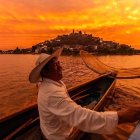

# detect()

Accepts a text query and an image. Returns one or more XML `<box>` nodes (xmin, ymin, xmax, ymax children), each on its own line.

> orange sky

<box><xmin>0</xmin><ymin>0</ymin><xmax>140</xmax><ymax>50</ymax></box>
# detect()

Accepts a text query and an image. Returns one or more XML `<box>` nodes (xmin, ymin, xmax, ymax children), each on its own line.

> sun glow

<box><xmin>0</xmin><ymin>0</ymin><xmax>140</xmax><ymax>49</ymax></box>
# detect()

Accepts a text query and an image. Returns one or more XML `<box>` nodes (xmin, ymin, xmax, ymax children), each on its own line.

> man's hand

<box><xmin>117</xmin><ymin>105</ymin><xmax>140</xmax><ymax>124</ymax></box>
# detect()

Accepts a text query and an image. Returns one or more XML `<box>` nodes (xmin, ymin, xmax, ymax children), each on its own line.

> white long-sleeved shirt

<box><xmin>37</xmin><ymin>78</ymin><xmax>118</xmax><ymax>140</ymax></box>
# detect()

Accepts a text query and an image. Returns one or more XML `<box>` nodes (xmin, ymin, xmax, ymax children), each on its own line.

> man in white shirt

<box><xmin>29</xmin><ymin>48</ymin><xmax>140</xmax><ymax>140</ymax></box>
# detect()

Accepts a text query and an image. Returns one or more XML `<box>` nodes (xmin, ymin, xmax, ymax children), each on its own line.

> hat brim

<box><xmin>29</xmin><ymin>48</ymin><xmax>63</xmax><ymax>83</ymax></box>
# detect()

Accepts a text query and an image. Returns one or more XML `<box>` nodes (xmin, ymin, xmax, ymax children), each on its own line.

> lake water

<box><xmin>0</xmin><ymin>54</ymin><xmax>140</xmax><ymax>121</ymax></box>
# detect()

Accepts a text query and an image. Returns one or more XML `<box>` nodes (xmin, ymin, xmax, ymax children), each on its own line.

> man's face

<box><xmin>48</xmin><ymin>57</ymin><xmax>63</xmax><ymax>80</ymax></box>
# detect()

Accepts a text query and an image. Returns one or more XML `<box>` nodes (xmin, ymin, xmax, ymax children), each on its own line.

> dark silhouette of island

<box><xmin>1</xmin><ymin>30</ymin><xmax>140</xmax><ymax>55</ymax></box>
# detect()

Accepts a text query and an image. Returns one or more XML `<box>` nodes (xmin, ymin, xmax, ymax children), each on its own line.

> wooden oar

<box><xmin>74</xmin><ymin>93</ymin><xmax>91</xmax><ymax>101</ymax></box>
<box><xmin>71</xmin><ymin>88</ymin><xmax>90</xmax><ymax>99</ymax></box>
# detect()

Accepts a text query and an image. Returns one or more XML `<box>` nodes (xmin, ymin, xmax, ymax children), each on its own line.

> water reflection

<box><xmin>0</xmin><ymin>54</ymin><xmax>140</xmax><ymax>120</ymax></box>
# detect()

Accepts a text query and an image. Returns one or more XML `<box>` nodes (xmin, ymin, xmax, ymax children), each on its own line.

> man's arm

<box><xmin>47</xmin><ymin>92</ymin><xmax>118</xmax><ymax>134</ymax></box>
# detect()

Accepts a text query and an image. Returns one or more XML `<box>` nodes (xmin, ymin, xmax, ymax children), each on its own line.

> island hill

<box><xmin>1</xmin><ymin>31</ymin><xmax>140</xmax><ymax>55</ymax></box>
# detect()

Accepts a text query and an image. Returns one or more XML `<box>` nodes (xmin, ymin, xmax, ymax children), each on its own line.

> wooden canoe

<box><xmin>0</xmin><ymin>73</ymin><xmax>116</xmax><ymax>140</ymax></box>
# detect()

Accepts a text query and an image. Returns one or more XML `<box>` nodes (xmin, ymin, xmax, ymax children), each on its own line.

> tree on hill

<box><xmin>13</xmin><ymin>47</ymin><xmax>21</xmax><ymax>54</ymax></box>
<box><xmin>32</xmin><ymin>46</ymin><xmax>37</xmax><ymax>53</ymax></box>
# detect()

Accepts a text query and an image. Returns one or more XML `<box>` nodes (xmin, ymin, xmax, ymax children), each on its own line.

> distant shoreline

<box><xmin>0</xmin><ymin>53</ymin><xmax>140</xmax><ymax>56</ymax></box>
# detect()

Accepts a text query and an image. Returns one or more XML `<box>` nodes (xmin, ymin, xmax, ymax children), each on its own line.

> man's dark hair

<box><xmin>40</xmin><ymin>57</ymin><xmax>56</xmax><ymax>78</ymax></box>
<box><xmin>40</xmin><ymin>63</ymin><xmax>49</xmax><ymax>78</ymax></box>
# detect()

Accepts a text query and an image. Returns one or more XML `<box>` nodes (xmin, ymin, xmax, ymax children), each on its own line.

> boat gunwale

<box><xmin>93</xmin><ymin>77</ymin><xmax>116</xmax><ymax>111</ymax></box>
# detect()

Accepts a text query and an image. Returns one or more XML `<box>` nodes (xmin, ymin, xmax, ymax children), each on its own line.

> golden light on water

<box><xmin>0</xmin><ymin>0</ymin><xmax>140</xmax><ymax>49</ymax></box>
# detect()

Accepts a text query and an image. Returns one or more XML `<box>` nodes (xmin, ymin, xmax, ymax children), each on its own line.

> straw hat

<box><xmin>29</xmin><ymin>48</ymin><xmax>63</xmax><ymax>83</ymax></box>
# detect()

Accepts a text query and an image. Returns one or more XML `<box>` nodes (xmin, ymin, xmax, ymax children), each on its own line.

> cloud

<box><xmin>0</xmin><ymin>0</ymin><xmax>140</xmax><ymax>49</ymax></box>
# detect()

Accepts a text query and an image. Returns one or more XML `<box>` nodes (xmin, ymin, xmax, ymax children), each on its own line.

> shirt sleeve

<box><xmin>46</xmin><ymin>91</ymin><xmax>118</xmax><ymax>134</ymax></box>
